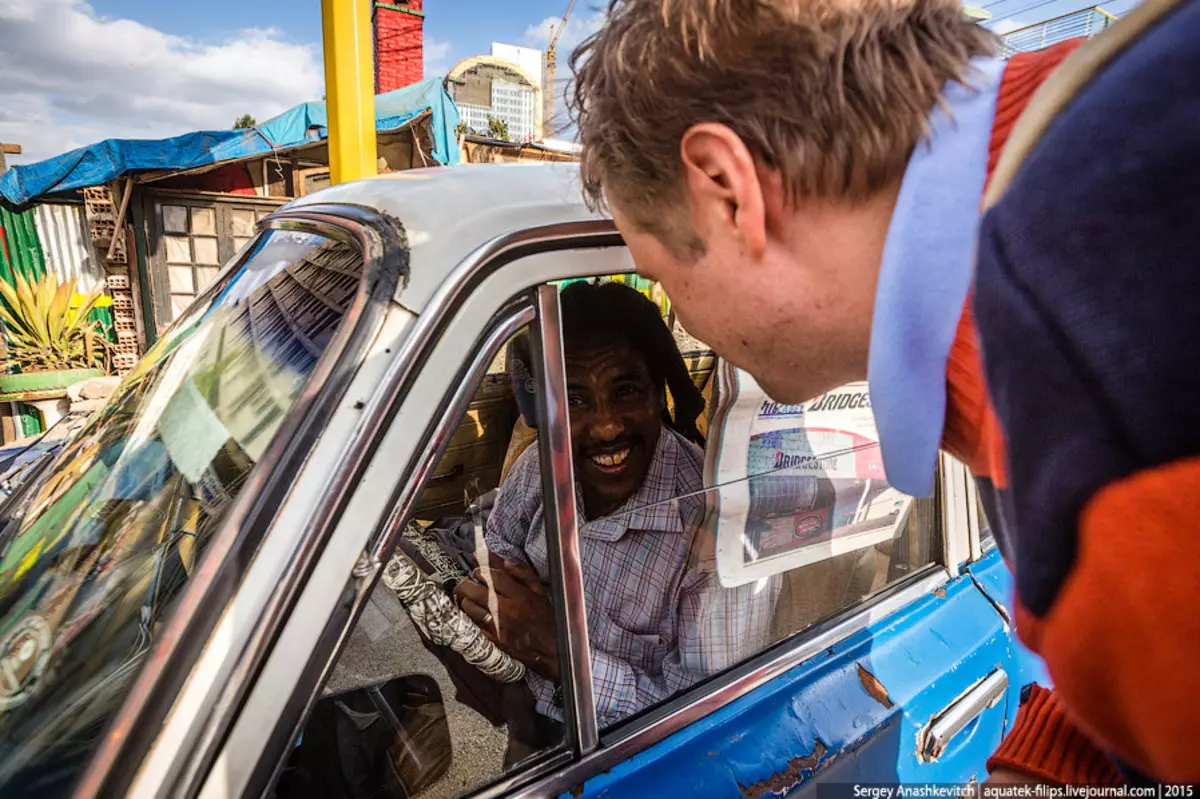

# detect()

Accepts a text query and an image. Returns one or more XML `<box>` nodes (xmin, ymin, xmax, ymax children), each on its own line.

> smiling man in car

<box><xmin>455</xmin><ymin>281</ymin><xmax>776</xmax><ymax>730</ymax></box>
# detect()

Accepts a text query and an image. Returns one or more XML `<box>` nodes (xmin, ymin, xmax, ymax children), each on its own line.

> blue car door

<box><xmin>570</xmin><ymin>459</ymin><xmax>1014</xmax><ymax>797</ymax></box>
<box><xmin>964</xmin><ymin>488</ymin><xmax>1053</xmax><ymax>724</ymax></box>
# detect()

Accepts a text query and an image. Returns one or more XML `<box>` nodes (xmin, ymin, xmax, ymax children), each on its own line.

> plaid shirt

<box><xmin>486</xmin><ymin>427</ymin><xmax>781</xmax><ymax>728</ymax></box>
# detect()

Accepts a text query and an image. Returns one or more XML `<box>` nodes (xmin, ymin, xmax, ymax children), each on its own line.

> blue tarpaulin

<box><xmin>0</xmin><ymin>77</ymin><xmax>461</xmax><ymax>206</ymax></box>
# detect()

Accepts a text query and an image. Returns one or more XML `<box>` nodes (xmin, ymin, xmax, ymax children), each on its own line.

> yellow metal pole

<box><xmin>322</xmin><ymin>0</ymin><xmax>377</xmax><ymax>185</ymax></box>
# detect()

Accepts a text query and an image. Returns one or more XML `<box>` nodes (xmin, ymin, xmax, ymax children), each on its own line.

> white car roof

<box><xmin>282</xmin><ymin>162</ymin><xmax>611</xmax><ymax>313</ymax></box>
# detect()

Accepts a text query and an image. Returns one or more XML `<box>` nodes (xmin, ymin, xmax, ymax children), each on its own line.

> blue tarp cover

<box><xmin>1</xmin><ymin>77</ymin><xmax>460</xmax><ymax>205</ymax></box>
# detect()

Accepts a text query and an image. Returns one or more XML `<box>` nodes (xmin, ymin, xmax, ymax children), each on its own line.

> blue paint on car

<box><xmin>567</xmin><ymin>572</ymin><xmax>1014</xmax><ymax>798</ymax></box>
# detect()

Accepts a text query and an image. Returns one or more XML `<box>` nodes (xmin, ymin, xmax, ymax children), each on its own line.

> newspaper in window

<box><xmin>703</xmin><ymin>362</ymin><xmax>910</xmax><ymax>587</ymax></box>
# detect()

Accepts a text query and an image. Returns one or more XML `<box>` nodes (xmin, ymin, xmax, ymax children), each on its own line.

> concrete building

<box><xmin>447</xmin><ymin>44</ymin><xmax>544</xmax><ymax>143</ymax></box>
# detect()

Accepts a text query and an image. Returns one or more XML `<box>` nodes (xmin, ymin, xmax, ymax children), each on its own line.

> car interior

<box><xmin>273</xmin><ymin>275</ymin><xmax>940</xmax><ymax>799</ymax></box>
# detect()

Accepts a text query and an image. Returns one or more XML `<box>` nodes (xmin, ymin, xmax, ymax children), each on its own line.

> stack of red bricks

<box><xmin>374</xmin><ymin>0</ymin><xmax>425</xmax><ymax>95</ymax></box>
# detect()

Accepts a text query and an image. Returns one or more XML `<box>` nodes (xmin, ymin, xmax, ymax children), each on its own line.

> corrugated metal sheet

<box><xmin>33</xmin><ymin>203</ymin><xmax>105</xmax><ymax>291</ymax></box>
<box><xmin>0</xmin><ymin>203</ymin><xmax>47</xmax><ymax>284</ymax></box>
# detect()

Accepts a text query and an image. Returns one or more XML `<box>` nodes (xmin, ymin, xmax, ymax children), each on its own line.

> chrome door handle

<box><xmin>922</xmin><ymin>668</ymin><xmax>1008</xmax><ymax>761</ymax></box>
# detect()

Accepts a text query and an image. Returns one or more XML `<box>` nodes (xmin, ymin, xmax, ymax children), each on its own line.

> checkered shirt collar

<box><xmin>577</xmin><ymin>427</ymin><xmax>690</xmax><ymax>543</ymax></box>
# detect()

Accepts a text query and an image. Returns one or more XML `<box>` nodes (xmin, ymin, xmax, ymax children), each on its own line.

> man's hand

<box><xmin>453</xmin><ymin>558</ymin><xmax>560</xmax><ymax>681</ymax></box>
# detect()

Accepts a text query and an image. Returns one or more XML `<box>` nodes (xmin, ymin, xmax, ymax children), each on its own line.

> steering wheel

<box><xmin>381</xmin><ymin>550</ymin><xmax>526</xmax><ymax>683</ymax></box>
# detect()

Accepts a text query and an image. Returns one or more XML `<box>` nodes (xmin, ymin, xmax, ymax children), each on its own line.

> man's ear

<box><xmin>679</xmin><ymin>123</ymin><xmax>767</xmax><ymax>259</ymax></box>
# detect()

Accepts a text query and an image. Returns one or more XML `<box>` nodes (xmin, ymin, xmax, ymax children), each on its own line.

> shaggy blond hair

<box><xmin>570</xmin><ymin>0</ymin><xmax>997</xmax><ymax>237</ymax></box>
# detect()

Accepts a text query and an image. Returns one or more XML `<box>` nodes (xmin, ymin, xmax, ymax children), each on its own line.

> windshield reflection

<box><xmin>0</xmin><ymin>229</ymin><xmax>363</xmax><ymax>796</ymax></box>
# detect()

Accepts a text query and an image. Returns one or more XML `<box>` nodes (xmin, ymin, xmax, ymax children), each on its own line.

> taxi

<box><xmin>0</xmin><ymin>163</ymin><xmax>1045</xmax><ymax>799</ymax></box>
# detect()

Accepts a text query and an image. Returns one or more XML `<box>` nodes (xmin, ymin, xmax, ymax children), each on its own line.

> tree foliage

<box><xmin>233</xmin><ymin>114</ymin><xmax>257</xmax><ymax>130</ymax></box>
<box><xmin>486</xmin><ymin>115</ymin><xmax>510</xmax><ymax>142</ymax></box>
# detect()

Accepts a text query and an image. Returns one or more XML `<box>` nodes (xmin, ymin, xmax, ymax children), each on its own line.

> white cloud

<box><xmin>423</xmin><ymin>35</ymin><xmax>453</xmax><ymax>77</ymax></box>
<box><xmin>522</xmin><ymin>10</ymin><xmax>606</xmax><ymax>138</ymax></box>
<box><xmin>522</xmin><ymin>9</ymin><xmax>605</xmax><ymax>57</ymax></box>
<box><xmin>0</xmin><ymin>0</ymin><xmax>324</xmax><ymax>164</ymax></box>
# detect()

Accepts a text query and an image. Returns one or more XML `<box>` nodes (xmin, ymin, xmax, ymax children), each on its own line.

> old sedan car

<box><xmin>0</xmin><ymin>163</ymin><xmax>1046</xmax><ymax>799</ymax></box>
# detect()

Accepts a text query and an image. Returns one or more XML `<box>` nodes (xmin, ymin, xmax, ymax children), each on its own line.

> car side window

<box><xmin>275</xmin><ymin>321</ymin><xmax>567</xmax><ymax>799</ymax></box>
<box><xmin>519</xmin><ymin>278</ymin><xmax>942</xmax><ymax>730</ymax></box>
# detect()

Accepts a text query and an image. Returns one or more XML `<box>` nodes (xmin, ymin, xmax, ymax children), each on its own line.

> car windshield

<box><xmin>0</xmin><ymin>228</ymin><xmax>365</xmax><ymax>796</ymax></box>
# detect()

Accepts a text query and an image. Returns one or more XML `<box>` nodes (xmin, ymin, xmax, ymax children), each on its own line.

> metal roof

<box><xmin>282</xmin><ymin>162</ymin><xmax>612</xmax><ymax>312</ymax></box>
<box><xmin>33</xmin><ymin>203</ymin><xmax>106</xmax><ymax>291</ymax></box>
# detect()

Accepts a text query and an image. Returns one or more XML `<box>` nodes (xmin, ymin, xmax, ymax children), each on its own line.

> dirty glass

<box><xmin>281</xmin><ymin>323</ymin><xmax>567</xmax><ymax>799</ymax></box>
<box><xmin>536</xmin><ymin>278</ymin><xmax>940</xmax><ymax>728</ymax></box>
<box><xmin>0</xmin><ymin>229</ymin><xmax>364</xmax><ymax>797</ymax></box>
<box><xmin>569</xmin><ymin>414</ymin><xmax>941</xmax><ymax>729</ymax></box>
<box><xmin>162</xmin><ymin>205</ymin><xmax>188</xmax><ymax>234</ymax></box>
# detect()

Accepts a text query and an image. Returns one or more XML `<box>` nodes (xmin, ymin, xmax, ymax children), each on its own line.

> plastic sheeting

<box><xmin>0</xmin><ymin>77</ymin><xmax>462</xmax><ymax>206</ymax></box>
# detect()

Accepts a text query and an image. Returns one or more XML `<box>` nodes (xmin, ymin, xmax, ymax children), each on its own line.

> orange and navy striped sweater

<box><xmin>941</xmin><ymin>39</ymin><xmax>1124</xmax><ymax>785</ymax></box>
<box><xmin>955</xmin><ymin>2</ymin><xmax>1200</xmax><ymax>783</ymax></box>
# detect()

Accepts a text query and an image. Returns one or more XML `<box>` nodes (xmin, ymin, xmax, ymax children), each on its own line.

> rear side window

<box><xmin>0</xmin><ymin>230</ymin><xmax>362</xmax><ymax>797</ymax></box>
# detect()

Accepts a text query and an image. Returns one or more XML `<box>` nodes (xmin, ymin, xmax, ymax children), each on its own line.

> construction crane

<box><xmin>544</xmin><ymin>0</ymin><xmax>576</xmax><ymax>139</ymax></box>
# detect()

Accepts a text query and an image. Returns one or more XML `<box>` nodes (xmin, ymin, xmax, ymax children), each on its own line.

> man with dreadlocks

<box><xmin>455</xmin><ymin>282</ymin><xmax>777</xmax><ymax>729</ymax></box>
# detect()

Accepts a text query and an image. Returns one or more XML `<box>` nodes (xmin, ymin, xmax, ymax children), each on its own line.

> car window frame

<box><xmin>211</xmin><ymin>230</ymin><xmax>624</xmax><ymax>799</ymax></box>
<box><xmin>206</xmin><ymin>222</ymin><xmax>974</xmax><ymax>799</ymax></box>
<box><xmin>942</xmin><ymin>455</ymin><xmax>974</xmax><ymax>575</ymax></box>
<box><xmin>73</xmin><ymin>206</ymin><xmax>406</xmax><ymax>799</ymax></box>
<box><xmin>507</xmin><ymin>289</ymin><xmax>968</xmax><ymax>797</ymax></box>
<box><xmin>965</xmin><ymin>472</ymin><xmax>996</xmax><ymax>557</ymax></box>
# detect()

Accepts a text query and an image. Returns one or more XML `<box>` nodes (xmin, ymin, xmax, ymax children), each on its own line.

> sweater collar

<box><xmin>867</xmin><ymin>56</ymin><xmax>1008</xmax><ymax>497</ymax></box>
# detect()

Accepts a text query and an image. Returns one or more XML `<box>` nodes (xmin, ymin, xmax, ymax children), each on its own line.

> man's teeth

<box><xmin>591</xmin><ymin>448</ymin><xmax>631</xmax><ymax>467</ymax></box>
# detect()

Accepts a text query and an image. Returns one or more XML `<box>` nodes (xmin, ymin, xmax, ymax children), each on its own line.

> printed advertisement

<box><xmin>705</xmin><ymin>362</ymin><xmax>911</xmax><ymax>588</ymax></box>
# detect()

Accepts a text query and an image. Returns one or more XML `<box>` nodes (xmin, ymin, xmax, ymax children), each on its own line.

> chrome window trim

<box><xmin>205</xmin><ymin>217</ymin><xmax>956</xmax><ymax>799</ymax></box>
<box><xmin>533</xmin><ymin>284</ymin><xmax>598</xmax><ymax>754</ymax></box>
<box><xmin>363</xmin><ymin>221</ymin><xmax>623</xmax><ymax>565</ymax></box>
<box><xmin>74</xmin><ymin>206</ymin><xmax>407</xmax><ymax>799</ymax></box>
<box><xmin>251</xmin><ymin>300</ymin><xmax>546</xmax><ymax>798</ymax></box>
<box><xmin>940</xmin><ymin>454</ymin><xmax>972</xmax><ymax>577</ymax></box>
<box><xmin>226</xmin><ymin>223</ymin><xmax>620</xmax><ymax>798</ymax></box>
<box><xmin>497</xmin><ymin>568</ymin><xmax>949</xmax><ymax>799</ymax></box>
<box><xmin>966</xmin><ymin>475</ymin><xmax>985</xmax><ymax>563</ymax></box>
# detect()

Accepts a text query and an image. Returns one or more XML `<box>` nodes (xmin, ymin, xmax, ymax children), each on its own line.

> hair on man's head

<box><xmin>559</xmin><ymin>280</ymin><xmax>706</xmax><ymax>446</ymax></box>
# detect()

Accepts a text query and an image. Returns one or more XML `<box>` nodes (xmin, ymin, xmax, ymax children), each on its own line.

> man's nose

<box><xmin>589</xmin><ymin>404</ymin><xmax>626</xmax><ymax>443</ymax></box>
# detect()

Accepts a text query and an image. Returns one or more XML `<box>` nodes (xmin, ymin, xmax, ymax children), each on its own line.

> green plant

<box><xmin>233</xmin><ymin>114</ymin><xmax>257</xmax><ymax>130</ymax></box>
<box><xmin>486</xmin><ymin>115</ymin><xmax>511</xmax><ymax>142</ymax></box>
<box><xmin>0</xmin><ymin>274</ymin><xmax>113</xmax><ymax>374</ymax></box>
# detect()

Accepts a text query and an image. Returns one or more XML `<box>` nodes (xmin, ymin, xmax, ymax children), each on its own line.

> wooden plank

<box><xmin>0</xmin><ymin>144</ymin><xmax>21</xmax><ymax>155</ymax></box>
<box><xmin>1</xmin><ymin>403</ymin><xmax>16</xmax><ymax>445</ymax></box>
<box><xmin>106</xmin><ymin>178</ymin><xmax>134</xmax><ymax>262</ymax></box>
<box><xmin>124</xmin><ymin>227</ymin><xmax>151</xmax><ymax>355</ymax></box>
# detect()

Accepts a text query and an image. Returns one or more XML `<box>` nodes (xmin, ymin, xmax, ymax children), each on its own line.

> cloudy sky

<box><xmin>0</xmin><ymin>0</ymin><xmax>1138</xmax><ymax>165</ymax></box>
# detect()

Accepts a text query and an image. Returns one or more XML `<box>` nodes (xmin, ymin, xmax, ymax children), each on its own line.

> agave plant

<box><xmin>0</xmin><ymin>273</ymin><xmax>113</xmax><ymax>373</ymax></box>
